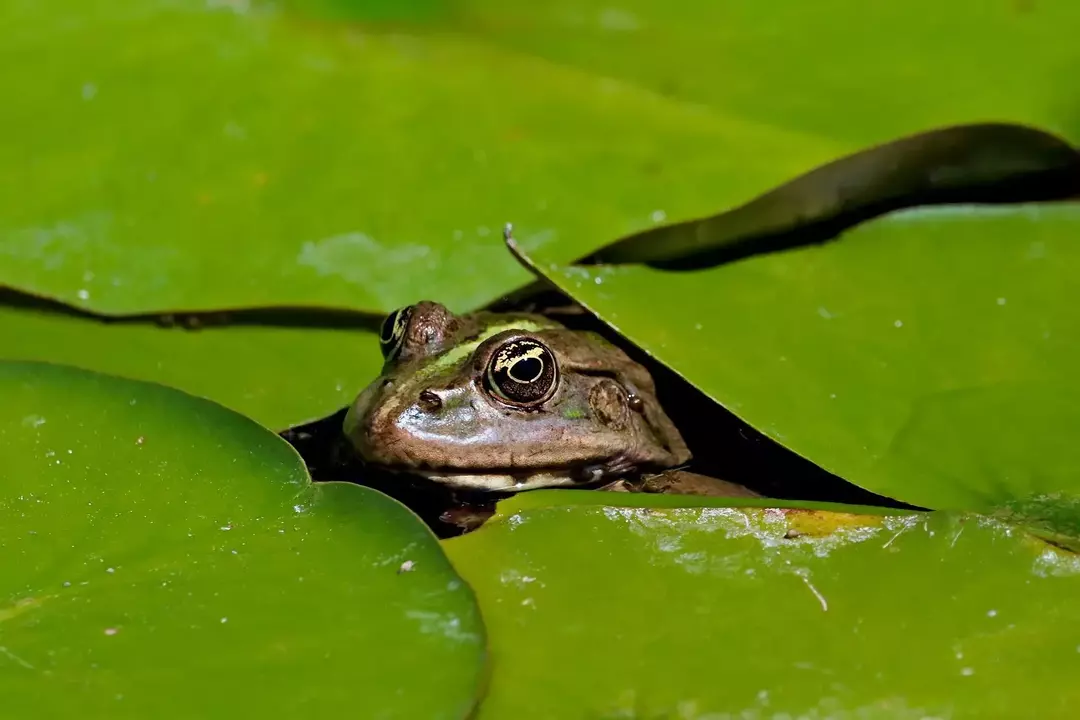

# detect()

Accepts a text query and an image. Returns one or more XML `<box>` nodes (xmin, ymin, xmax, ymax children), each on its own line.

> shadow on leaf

<box><xmin>580</xmin><ymin>122</ymin><xmax>1080</xmax><ymax>269</ymax></box>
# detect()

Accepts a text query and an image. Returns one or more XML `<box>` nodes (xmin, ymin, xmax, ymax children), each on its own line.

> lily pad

<box><xmin>0</xmin><ymin>361</ymin><xmax>484</xmax><ymax>718</ymax></box>
<box><xmin>510</xmin><ymin>204</ymin><xmax>1080</xmax><ymax>510</ymax></box>
<box><xmin>445</xmin><ymin>492</ymin><xmax>1080</xmax><ymax>719</ymax></box>
<box><xmin>456</xmin><ymin>0</ymin><xmax>1080</xmax><ymax>147</ymax></box>
<box><xmin>0</xmin><ymin>299</ymin><xmax>382</xmax><ymax>430</ymax></box>
<box><xmin>581</xmin><ymin>123</ymin><xmax>1080</xmax><ymax>267</ymax></box>
<box><xmin>0</xmin><ymin>0</ymin><xmax>828</xmax><ymax>316</ymax></box>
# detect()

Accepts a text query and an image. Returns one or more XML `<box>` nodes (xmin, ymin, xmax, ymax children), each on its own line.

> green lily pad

<box><xmin>581</xmin><ymin>123</ymin><xmax>1080</xmax><ymax>267</ymax></box>
<box><xmin>510</xmin><ymin>204</ymin><xmax>1080</xmax><ymax>510</ymax></box>
<box><xmin>493</xmin><ymin>487</ymin><xmax>907</xmax><ymax>517</ymax></box>
<box><xmin>445</xmin><ymin>492</ymin><xmax>1080</xmax><ymax>719</ymax></box>
<box><xmin>0</xmin><ymin>0</ymin><xmax>829</xmax><ymax>316</ymax></box>
<box><xmin>456</xmin><ymin>0</ymin><xmax>1080</xmax><ymax>147</ymax></box>
<box><xmin>0</xmin><ymin>300</ymin><xmax>381</xmax><ymax>430</ymax></box>
<box><xmin>0</xmin><ymin>360</ymin><xmax>484</xmax><ymax>718</ymax></box>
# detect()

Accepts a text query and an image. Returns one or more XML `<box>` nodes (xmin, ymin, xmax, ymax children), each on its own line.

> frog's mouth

<box><xmin>371</xmin><ymin>464</ymin><xmax>616</xmax><ymax>492</ymax></box>
<box><xmin>412</xmin><ymin>469</ymin><xmax>582</xmax><ymax>492</ymax></box>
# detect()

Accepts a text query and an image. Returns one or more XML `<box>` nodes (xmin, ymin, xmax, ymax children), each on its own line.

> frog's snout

<box><xmin>346</xmin><ymin>379</ymin><xmax>453</xmax><ymax>466</ymax></box>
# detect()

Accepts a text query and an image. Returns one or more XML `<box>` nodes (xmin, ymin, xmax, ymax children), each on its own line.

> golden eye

<box><xmin>379</xmin><ymin>306</ymin><xmax>413</xmax><ymax>360</ymax></box>
<box><xmin>485</xmin><ymin>338</ymin><xmax>559</xmax><ymax>406</ymax></box>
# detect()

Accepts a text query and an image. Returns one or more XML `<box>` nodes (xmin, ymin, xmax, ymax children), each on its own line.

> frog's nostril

<box><xmin>418</xmin><ymin>389</ymin><xmax>443</xmax><ymax>412</ymax></box>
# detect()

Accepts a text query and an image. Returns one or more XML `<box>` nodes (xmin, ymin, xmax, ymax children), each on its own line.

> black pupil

<box><xmin>509</xmin><ymin>356</ymin><xmax>542</xmax><ymax>383</ymax></box>
<box><xmin>488</xmin><ymin>339</ymin><xmax>557</xmax><ymax>404</ymax></box>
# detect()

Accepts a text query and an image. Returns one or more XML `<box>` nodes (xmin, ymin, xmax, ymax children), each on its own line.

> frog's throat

<box><xmin>413</xmin><ymin>469</ymin><xmax>581</xmax><ymax>492</ymax></box>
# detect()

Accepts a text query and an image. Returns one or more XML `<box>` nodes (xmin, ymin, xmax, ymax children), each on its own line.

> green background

<box><xmin>2</xmin><ymin>0</ymin><xmax>1079</xmax><ymax>716</ymax></box>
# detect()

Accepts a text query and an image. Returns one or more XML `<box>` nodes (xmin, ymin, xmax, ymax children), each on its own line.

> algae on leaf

<box><xmin>446</xmin><ymin>492</ymin><xmax>1080</xmax><ymax>719</ymax></box>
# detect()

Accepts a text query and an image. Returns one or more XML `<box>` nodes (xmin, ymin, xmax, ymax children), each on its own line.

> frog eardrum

<box><xmin>484</xmin><ymin>338</ymin><xmax>559</xmax><ymax>407</ymax></box>
<box><xmin>378</xmin><ymin>305</ymin><xmax>413</xmax><ymax>360</ymax></box>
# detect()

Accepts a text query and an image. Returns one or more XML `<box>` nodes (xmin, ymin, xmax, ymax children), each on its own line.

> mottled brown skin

<box><xmin>345</xmin><ymin>301</ymin><xmax>691</xmax><ymax>492</ymax></box>
<box><xmin>599</xmin><ymin>471</ymin><xmax>761</xmax><ymax>498</ymax></box>
<box><xmin>394</xmin><ymin>300</ymin><xmax>462</xmax><ymax>362</ymax></box>
<box><xmin>637</xmin><ymin>470</ymin><xmax>762</xmax><ymax>498</ymax></box>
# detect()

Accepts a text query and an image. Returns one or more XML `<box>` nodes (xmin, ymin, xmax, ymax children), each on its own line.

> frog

<box><xmin>343</xmin><ymin>300</ymin><xmax>696</xmax><ymax>492</ymax></box>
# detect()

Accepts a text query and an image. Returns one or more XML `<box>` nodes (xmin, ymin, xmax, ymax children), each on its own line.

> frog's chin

<box><xmin>412</xmin><ymin>469</ymin><xmax>581</xmax><ymax>492</ymax></box>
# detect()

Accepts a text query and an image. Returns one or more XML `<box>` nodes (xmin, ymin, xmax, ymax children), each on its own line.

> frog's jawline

<box><xmin>411</xmin><ymin>468</ymin><xmax>581</xmax><ymax>492</ymax></box>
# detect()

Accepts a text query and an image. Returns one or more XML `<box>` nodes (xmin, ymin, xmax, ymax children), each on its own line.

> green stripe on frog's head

<box><xmin>404</xmin><ymin>317</ymin><xmax>559</xmax><ymax>383</ymax></box>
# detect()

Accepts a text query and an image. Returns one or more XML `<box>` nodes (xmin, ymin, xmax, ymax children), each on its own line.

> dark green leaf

<box><xmin>0</xmin><ymin>299</ymin><xmax>381</xmax><ymax>430</ymax></box>
<box><xmin>0</xmin><ymin>0</ymin><xmax>827</xmax><ymax>315</ymax></box>
<box><xmin>580</xmin><ymin>124</ymin><xmax>1080</xmax><ymax>268</ymax></box>
<box><xmin>0</xmin><ymin>361</ymin><xmax>484</xmax><ymax>717</ymax></box>
<box><xmin>455</xmin><ymin>0</ymin><xmax>1080</xmax><ymax>147</ymax></box>
<box><xmin>508</xmin><ymin>204</ymin><xmax>1080</xmax><ymax>510</ymax></box>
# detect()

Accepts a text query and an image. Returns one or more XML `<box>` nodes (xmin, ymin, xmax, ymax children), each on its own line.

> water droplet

<box><xmin>997</xmin><ymin>297</ymin><xmax>1007</xmax><ymax>306</ymax></box>
<box><xmin>223</xmin><ymin>121</ymin><xmax>247</xmax><ymax>139</ymax></box>
<box><xmin>598</xmin><ymin>7</ymin><xmax>640</xmax><ymax>32</ymax></box>
<box><xmin>81</xmin><ymin>83</ymin><xmax>98</xmax><ymax>101</ymax></box>
<box><xmin>650</xmin><ymin>209</ymin><xmax>667</xmax><ymax>223</ymax></box>
<box><xmin>77</xmin><ymin>289</ymin><xmax>90</xmax><ymax>301</ymax></box>
<box><xmin>894</xmin><ymin>320</ymin><xmax>903</xmax><ymax>328</ymax></box>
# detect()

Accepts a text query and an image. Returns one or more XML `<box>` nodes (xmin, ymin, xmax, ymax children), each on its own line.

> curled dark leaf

<box><xmin>580</xmin><ymin>123</ymin><xmax>1080</xmax><ymax>269</ymax></box>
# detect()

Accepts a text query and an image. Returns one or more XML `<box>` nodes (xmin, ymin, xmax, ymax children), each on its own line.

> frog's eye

<box><xmin>379</xmin><ymin>306</ymin><xmax>413</xmax><ymax>360</ymax></box>
<box><xmin>485</xmin><ymin>338</ymin><xmax>559</xmax><ymax>406</ymax></box>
